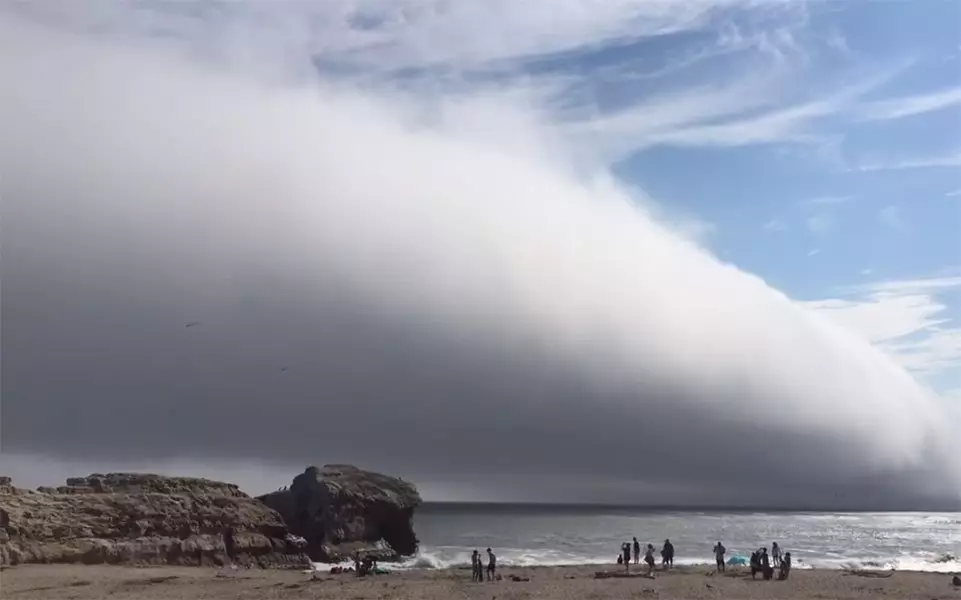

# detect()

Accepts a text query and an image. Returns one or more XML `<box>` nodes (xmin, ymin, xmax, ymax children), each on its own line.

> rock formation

<box><xmin>258</xmin><ymin>464</ymin><xmax>421</xmax><ymax>562</ymax></box>
<box><xmin>0</xmin><ymin>473</ymin><xmax>309</xmax><ymax>567</ymax></box>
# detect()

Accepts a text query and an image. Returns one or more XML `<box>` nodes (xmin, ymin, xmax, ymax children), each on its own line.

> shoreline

<box><xmin>321</xmin><ymin>551</ymin><xmax>961</xmax><ymax>575</ymax></box>
<box><xmin>3</xmin><ymin>563</ymin><xmax>958</xmax><ymax>600</ymax></box>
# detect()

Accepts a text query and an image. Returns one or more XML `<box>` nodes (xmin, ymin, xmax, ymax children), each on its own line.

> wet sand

<box><xmin>1</xmin><ymin>564</ymin><xmax>958</xmax><ymax>599</ymax></box>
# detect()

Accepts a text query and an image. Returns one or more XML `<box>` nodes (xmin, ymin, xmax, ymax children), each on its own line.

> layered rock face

<box><xmin>0</xmin><ymin>474</ymin><xmax>309</xmax><ymax>567</ymax></box>
<box><xmin>258</xmin><ymin>464</ymin><xmax>421</xmax><ymax>561</ymax></box>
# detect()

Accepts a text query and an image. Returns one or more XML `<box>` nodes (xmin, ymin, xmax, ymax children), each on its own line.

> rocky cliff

<box><xmin>258</xmin><ymin>464</ymin><xmax>421</xmax><ymax>562</ymax></box>
<box><xmin>0</xmin><ymin>473</ymin><xmax>310</xmax><ymax>567</ymax></box>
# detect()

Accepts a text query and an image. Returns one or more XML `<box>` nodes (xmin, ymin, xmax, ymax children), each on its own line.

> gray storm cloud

<box><xmin>1</xmin><ymin>10</ymin><xmax>959</xmax><ymax>509</ymax></box>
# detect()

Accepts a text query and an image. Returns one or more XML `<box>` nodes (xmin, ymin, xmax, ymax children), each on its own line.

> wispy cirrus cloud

<box><xmin>852</xmin><ymin>152</ymin><xmax>961</xmax><ymax>172</ymax></box>
<box><xmin>805</xmin><ymin>276</ymin><xmax>961</xmax><ymax>383</ymax></box>
<box><xmin>857</xmin><ymin>85</ymin><xmax>961</xmax><ymax>121</ymax></box>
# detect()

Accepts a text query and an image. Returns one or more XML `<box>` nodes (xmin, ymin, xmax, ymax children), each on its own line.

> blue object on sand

<box><xmin>728</xmin><ymin>555</ymin><xmax>747</xmax><ymax>565</ymax></box>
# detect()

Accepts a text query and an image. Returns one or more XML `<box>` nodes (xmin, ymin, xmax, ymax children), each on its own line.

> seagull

<box><xmin>280</xmin><ymin>367</ymin><xmax>288</xmax><ymax>372</ymax></box>
<box><xmin>185</xmin><ymin>321</ymin><xmax>201</xmax><ymax>328</ymax></box>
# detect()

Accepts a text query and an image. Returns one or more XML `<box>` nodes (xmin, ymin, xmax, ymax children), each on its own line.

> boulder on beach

<box><xmin>257</xmin><ymin>464</ymin><xmax>421</xmax><ymax>562</ymax></box>
<box><xmin>0</xmin><ymin>473</ymin><xmax>310</xmax><ymax>567</ymax></box>
<box><xmin>952</xmin><ymin>574</ymin><xmax>961</xmax><ymax>586</ymax></box>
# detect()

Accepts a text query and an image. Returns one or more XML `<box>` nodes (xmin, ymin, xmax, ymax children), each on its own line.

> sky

<box><xmin>1</xmin><ymin>1</ymin><xmax>960</xmax><ymax>509</ymax></box>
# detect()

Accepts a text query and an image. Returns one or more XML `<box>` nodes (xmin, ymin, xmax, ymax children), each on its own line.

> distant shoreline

<box><xmin>419</xmin><ymin>501</ymin><xmax>961</xmax><ymax>513</ymax></box>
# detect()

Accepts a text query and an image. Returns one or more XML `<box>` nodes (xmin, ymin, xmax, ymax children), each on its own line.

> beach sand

<box><xmin>2</xmin><ymin>564</ymin><xmax>959</xmax><ymax>599</ymax></box>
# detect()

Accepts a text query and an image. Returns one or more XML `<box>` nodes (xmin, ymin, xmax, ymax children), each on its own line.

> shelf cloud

<box><xmin>1</xmin><ymin>6</ymin><xmax>958</xmax><ymax>509</ymax></box>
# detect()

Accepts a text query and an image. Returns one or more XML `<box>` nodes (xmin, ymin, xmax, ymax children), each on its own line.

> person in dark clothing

<box><xmin>750</xmin><ymin>550</ymin><xmax>761</xmax><ymax>579</ymax></box>
<box><xmin>632</xmin><ymin>537</ymin><xmax>640</xmax><ymax>565</ymax></box>
<box><xmin>486</xmin><ymin>548</ymin><xmax>496</xmax><ymax>581</ymax></box>
<box><xmin>761</xmin><ymin>547</ymin><xmax>773</xmax><ymax>580</ymax></box>
<box><xmin>661</xmin><ymin>539</ymin><xmax>674</xmax><ymax>568</ymax></box>
<box><xmin>617</xmin><ymin>554</ymin><xmax>623</xmax><ymax>565</ymax></box>
<box><xmin>778</xmin><ymin>552</ymin><xmax>792</xmax><ymax>580</ymax></box>
<box><xmin>471</xmin><ymin>550</ymin><xmax>481</xmax><ymax>582</ymax></box>
<box><xmin>621</xmin><ymin>542</ymin><xmax>632</xmax><ymax>571</ymax></box>
<box><xmin>713</xmin><ymin>541</ymin><xmax>726</xmax><ymax>572</ymax></box>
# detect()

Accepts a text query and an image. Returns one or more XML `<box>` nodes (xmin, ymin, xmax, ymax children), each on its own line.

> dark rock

<box><xmin>952</xmin><ymin>574</ymin><xmax>961</xmax><ymax>586</ymax></box>
<box><xmin>258</xmin><ymin>464</ymin><xmax>421</xmax><ymax>562</ymax></box>
<box><xmin>0</xmin><ymin>474</ymin><xmax>310</xmax><ymax>568</ymax></box>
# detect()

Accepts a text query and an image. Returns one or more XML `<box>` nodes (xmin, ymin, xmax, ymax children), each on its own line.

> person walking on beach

<box><xmin>471</xmin><ymin>550</ymin><xmax>481</xmax><ymax>582</ymax></box>
<box><xmin>713</xmin><ymin>541</ymin><xmax>726</xmax><ymax>572</ymax></box>
<box><xmin>621</xmin><ymin>542</ymin><xmax>632</xmax><ymax>571</ymax></box>
<box><xmin>486</xmin><ymin>548</ymin><xmax>496</xmax><ymax>581</ymax></box>
<box><xmin>644</xmin><ymin>543</ymin><xmax>656</xmax><ymax>574</ymax></box>
<box><xmin>771</xmin><ymin>542</ymin><xmax>782</xmax><ymax>568</ymax></box>
<box><xmin>632</xmin><ymin>537</ymin><xmax>640</xmax><ymax>565</ymax></box>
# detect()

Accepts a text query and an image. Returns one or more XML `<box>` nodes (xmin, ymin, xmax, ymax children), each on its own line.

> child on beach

<box><xmin>632</xmin><ymin>537</ymin><xmax>640</xmax><ymax>564</ymax></box>
<box><xmin>772</xmin><ymin>542</ymin><xmax>782</xmax><ymax>568</ymax></box>
<box><xmin>644</xmin><ymin>544</ymin><xmax>656</xmax><ymax>574</ymax></box>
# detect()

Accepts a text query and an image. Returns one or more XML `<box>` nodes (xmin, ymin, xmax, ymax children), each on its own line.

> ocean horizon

<box><xmin>394</xmin><ymin>503</ymin><xmax>961</xmax><ymax>573</ymax></box>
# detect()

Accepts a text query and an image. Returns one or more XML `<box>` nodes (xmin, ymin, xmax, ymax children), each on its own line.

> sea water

<box><xmin>392</xmin><ymin>504</ymin><xmax>961</xmax><ymax>572</ymax></box>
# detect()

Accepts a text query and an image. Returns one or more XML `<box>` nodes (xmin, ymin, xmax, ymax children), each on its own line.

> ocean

<box><xmin>397</xmin><ymin>504</ymin><xmax>961</xmax><ymax>572</ymax></box>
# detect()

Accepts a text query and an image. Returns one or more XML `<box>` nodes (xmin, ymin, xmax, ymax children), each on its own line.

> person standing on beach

<box><xmin>662</xmin><ymin>539</ymin><xmax>674</xmax><ymax>568</ymax></box>
<box><xmin>486</xmin><ymin>548</ymin><xmax>496</xmax><ymax>581</ymax></box>
<box><xmin>760</xmin><ymin>547</ymin><xmax>773</xmax><ymax>580</ymax></box>
<box><xmin>713</xmin><ymin>541</ymin><xmax>726</xmax><ymax>572</ymax></box>
<box><xmin>471</xmin><ymin>550</ymin><xmax>480</xmax><ymax>582</ymax></box>
<box><xmin>632</xmin><ymin>537</ymin><xmax>640</xmax><ymax>565</ymax></box>
<box><xmin>622</xmin><ymin>542</ymin><xmax>631</xmax><ymax>571</ymax></box>
<box><xmin>644</xmin><ymin>543</ymin><xmax>656</xmax><ymax>574</ymax></box>
<box><xmin>771</xmin><ymin>542</ymin><xmax>782</xmax><ymax>568</ymax></box>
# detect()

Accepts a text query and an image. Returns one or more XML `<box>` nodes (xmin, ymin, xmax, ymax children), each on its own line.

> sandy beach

<box><xmin>2</xmin><ymin>564</ymin><xmax>958</xmax><ymax>600</ymax></box>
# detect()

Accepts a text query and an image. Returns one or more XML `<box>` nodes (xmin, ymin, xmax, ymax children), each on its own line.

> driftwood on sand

<box><xmin>594</xmin><ymin>571</ymin><xmax>655</xmax><ymax>579</ymax></box>
<box><xmin>844</xmin><ymin>569</ymin><xmax>894</xmax><ymax>578</ymax></box>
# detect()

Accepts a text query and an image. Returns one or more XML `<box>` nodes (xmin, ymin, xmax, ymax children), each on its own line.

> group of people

<box><xmin>612</xmin><ymin>538</ymin><xmax>793</xmax><ymax>580</ymax></box>
<box><xmin>470</xmin><ymin>548</ymin><xmax>497</xmax><ymax>582</ymax></box>
<box><xmin>618</xmin><ymin>537</ymin><xmax>675</xmax><ymax>574</ymax></box>
<box><xmin>748</xmin><ymin>544</ymin><xmax>791</xmax><ymax>580</ymax></box>
<box><xmin>715</xmin><ymin>540</ymin><xmax>791</xmax><ymax>580</ymax></box>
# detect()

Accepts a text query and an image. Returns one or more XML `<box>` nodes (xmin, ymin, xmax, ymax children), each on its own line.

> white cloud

<box><xmin>763</xmin><ymin>218</ymin><xmax>786</xmax><ymax>232</ymax></box>
<box><xmin>877</xmin><ymin>205</ymin><xmax>905</xmax><ymax>231</ymax></box>
<box><xmin>946</xmin><ymin>188</ymin><xmax>961</xmax><ymax>197</ymax></box>
<box><xmin>805</xmin><ymin>276</ymin><xmax>961</xmax><ymax>385</ymax></box>
<box><xmin>806</xmin><ymin>213</ymin><xmax>834</xmax><ymax>235</ymax></box>
<box><xmin>858</xmin><ymin>86</ymin><xmax>961</xmax><ymax>121</ymax></box>
<box><xmin>807</xmin><ymin>248</ymin><xmax>821</xmax><ymax>257</ymax></box>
